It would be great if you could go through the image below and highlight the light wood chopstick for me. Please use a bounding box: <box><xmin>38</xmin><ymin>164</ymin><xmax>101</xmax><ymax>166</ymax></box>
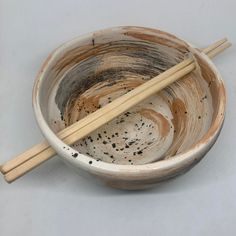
<box><xmin>0</xmin><ymin>39</ymin><xmax>231</xmax><ymax>183</ymax></box>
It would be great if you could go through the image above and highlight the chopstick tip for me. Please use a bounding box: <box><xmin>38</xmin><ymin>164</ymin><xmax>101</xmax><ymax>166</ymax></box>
<box><xmin>222</xmin><ymin>37</ymin><xmax>228</xmax><ymax>42</ymax></box>
<box><xmin>4</xmin><ymin>174</ymin><xmax>14</xmax><ymax>184</ymax></box>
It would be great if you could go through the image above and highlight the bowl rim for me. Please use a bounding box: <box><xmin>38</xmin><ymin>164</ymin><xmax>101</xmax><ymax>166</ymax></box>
<box><xmin>32</xmin><ymin>26</ymin><xmax>226</xmax><ymax>180</ymax></box>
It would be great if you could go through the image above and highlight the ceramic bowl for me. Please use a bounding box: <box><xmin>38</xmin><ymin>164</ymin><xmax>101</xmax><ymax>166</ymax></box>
<box><xmin>33</xmin><ymin>26</ymin><xmax>226</xmax><ymax>189</ymax></box>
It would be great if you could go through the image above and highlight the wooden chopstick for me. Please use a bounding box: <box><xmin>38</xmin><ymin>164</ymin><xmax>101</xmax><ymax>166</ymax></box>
<box><xmin>1</xmin><ymin>38</ymin><xmax>227</xmax><ymax>174</ymax></box>
<box><xmin>0</xmin><ymin>39</ymin><xmax>231</xmax><ymax>183</ymax></box>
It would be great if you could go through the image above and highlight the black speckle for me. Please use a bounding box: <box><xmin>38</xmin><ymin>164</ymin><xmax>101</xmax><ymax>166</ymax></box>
<box><xmin>200</xmin><ymin>95</ymin><xmax>208</xmax><ymax>102</ymax></box>
<box><xmin>89</xmin><ymin>161</ymin><xmax>93</xmax><ymax>164</ymax></box>
<box><xmin>103</xmin><ymin>141</ymin><xmax>107</xmax><ymax>144</ymax></box>
<box><xmin>198</xmin><ymin>116</ymin><xmax>201</xmax><ymax>119</ymax></box>
<box><xmin>112</xmin><ymin>143</ymin><xmax>116</xmax><ymax>148</ymax></box>
<box><xmin>88</xmin><ymin>136</ymin><xmax>93</xmax><ymax>142</ymax></box>
<box><xmin>137</xmin><ymin>150</ymin><xmax>143</xmax><ymax>155</ymax></box>
<box><xmin>92</xmin><ymin>38</ymin><xmax>95</xmax><ymax>46</ymax></box>
<box><xmin>128</xmin><ymin>160</ymin><xmax>132</xmax><ymax>162</ymax></box>
<box><xmin>185</xmin><ymin>111</ymin><xmax>188</xmax><ymax>114</ymax></box>
<box><xmin>72</xmin><ymin>153</ymin><xmax>78</xmax><ymax>158</ymax></box>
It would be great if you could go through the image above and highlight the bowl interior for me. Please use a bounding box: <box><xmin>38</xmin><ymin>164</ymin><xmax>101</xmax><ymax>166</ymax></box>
<box><xmin>36</xmin><ymin>27</ymin><xmax>223</xmax><ymax>165</ymax></box>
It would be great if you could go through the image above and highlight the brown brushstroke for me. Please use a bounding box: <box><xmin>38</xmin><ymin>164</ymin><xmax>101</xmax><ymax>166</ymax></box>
<box><xmin>194</xmin><ymin>53</ymin><xmax>223</xmax><ymax>120</ymax></box>
<box><xmin>124</xmin><ymin>30</ymin><xmax>188</xmax><ymax>52</ymax></box>
<box><xmin>165</xmin><ymin>98</ymin><xmax>187</xmax><ymax>156</ymax></box>
<box><xmin>64</xmin><ymin>79</ymin><xmax>144</xmax><ymax>126</ymax></box>
<box><xmin>139</xmin><ymin>109</ymin><xmax>170</xmax><ymax>137</ymax></box>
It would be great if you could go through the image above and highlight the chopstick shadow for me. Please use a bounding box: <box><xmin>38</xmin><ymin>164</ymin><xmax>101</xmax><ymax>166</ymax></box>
<box><xmin>5</xmin><ymin>152</ymin><xmax>223</xmax><ymax>197</ymax></box>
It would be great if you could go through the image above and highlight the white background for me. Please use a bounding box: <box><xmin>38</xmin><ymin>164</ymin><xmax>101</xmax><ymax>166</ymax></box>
<box><xmin>0</xmin><ymin>0</ymin><xmax>235</xmax><ymax>235</ymax></box>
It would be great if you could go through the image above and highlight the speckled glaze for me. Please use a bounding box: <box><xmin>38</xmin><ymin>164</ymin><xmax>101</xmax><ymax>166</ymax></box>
<box><xmin>33</xmin><ymin>26</ymin><xmax>226</xmax><ymax>189</ymax></box>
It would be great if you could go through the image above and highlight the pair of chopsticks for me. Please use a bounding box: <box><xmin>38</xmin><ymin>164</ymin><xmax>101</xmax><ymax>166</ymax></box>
<box><xmin>0</xmin><ymin>38</ymin><xmax>231</xmax><ymax>183</ymax></box>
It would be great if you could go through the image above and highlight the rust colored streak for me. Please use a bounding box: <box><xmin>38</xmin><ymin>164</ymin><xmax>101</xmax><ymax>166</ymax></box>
<box><xmin>122</xmin><ymin>26</ymin><xmax>188</xmax><ymax>44</ymax></box>
<box><xmin>139</xmin><ymin>109</ymin><xmax>170</xmax><ymax>137</ymax></box>
<box><xmin>124</xmin><ymin>31</ymin><xmax>188</xmax><ymax>52</ymax></box>
<box><xmin>64</xmin><ymin>79</ymin><xmax>144</xmax><ymax>126</ymax></box>
<box><xmin>165</xmin><ymin>98</ymin><xmax>187</xmax><ymax>156</ymax></box>
<box><xmin>171</xmin><ymin>98</ymin><xmax>187</xmax><ymax>131</ymax></box>
<box><xmin>194</xmin><ymin>53</ymin><xmax>225</xmax><ymax>121</ymax></box>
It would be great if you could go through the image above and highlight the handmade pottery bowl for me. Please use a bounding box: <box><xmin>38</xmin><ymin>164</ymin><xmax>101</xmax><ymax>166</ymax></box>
<box><xmin>33</xmin><ymin>26</ymin><xmax>226</xmax><ymax>189</ymax></box>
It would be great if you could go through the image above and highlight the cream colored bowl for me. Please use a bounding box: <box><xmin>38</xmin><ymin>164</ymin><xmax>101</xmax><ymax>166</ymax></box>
<box><xmin>33</xmin><ymin>26</ymin><xmax>226</xmax><ymax>189</ymax></box>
